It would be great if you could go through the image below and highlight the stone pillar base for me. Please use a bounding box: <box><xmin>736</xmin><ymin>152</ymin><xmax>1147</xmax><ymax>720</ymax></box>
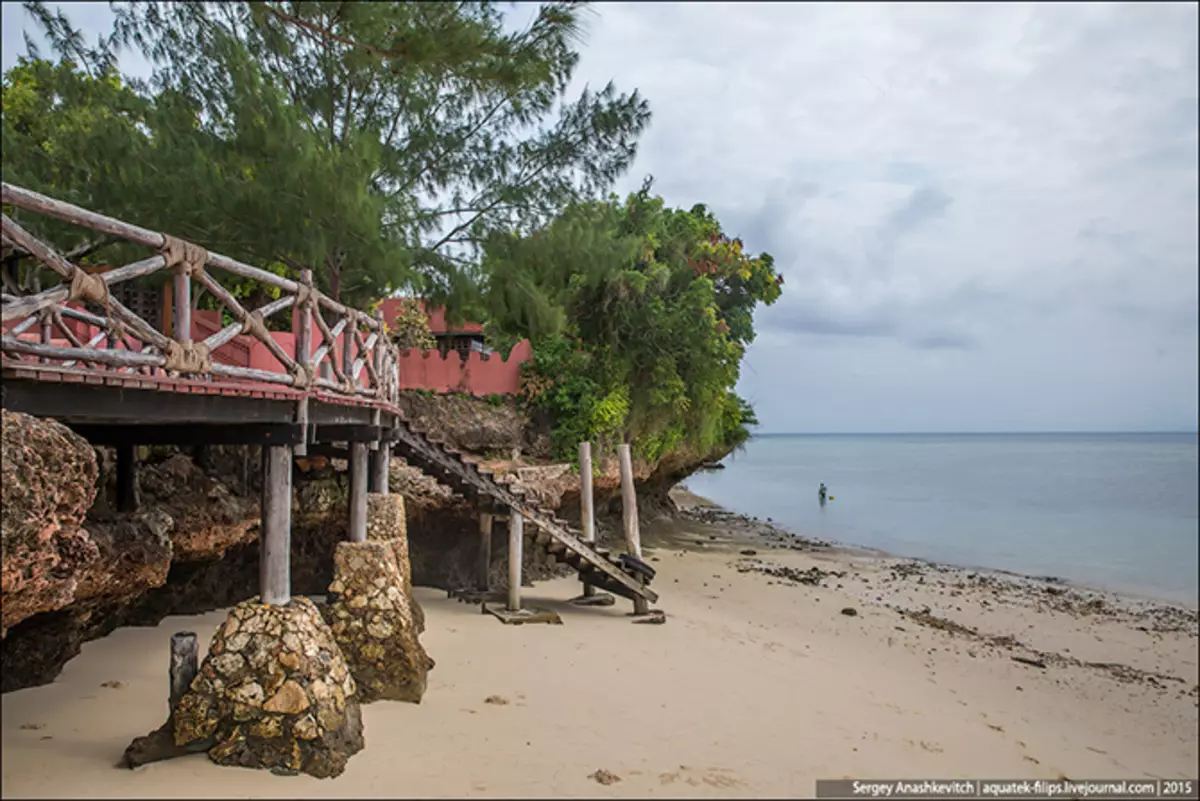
<box><xmin>327</xmin><ymin>540</ymin><xmax>433</xmax><ymax>704</ymax></box>
<box><xmin>172</xmin><ymin>597</ymin><xmax>363</xmax><ymax>779</ymax></box>
<box><xmin>367</xmin><ymin>493</ymin><xmax>424</xmax><ymax>634</ymax></box>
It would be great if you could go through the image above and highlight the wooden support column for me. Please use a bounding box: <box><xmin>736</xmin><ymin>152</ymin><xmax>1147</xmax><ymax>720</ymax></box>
<box><xmin>579</xmin><ymin>441</ymin><xmax>596</xmax><ymax>596</ymax></box>
<box><xmin>507</xmin><ymin>512</ymin><xmax>524</xmax><ymax>612</ymax></box>
<box><xmin>477</xmin><ymin>512</ymin><xmax>494</xmax><ymax>591</ymax></box>
<box><xmin>369</xmin><ymin>444</ymin><xmax>389</xmax><ymax>494</ymax></box>
<box><xmin>116</xmin><ymin>443</ymin><xmax>138</xmax><ymax>513</ymax></box>
<box><xmin>260</xmin><ymin>443</ymin><xmax>293</xmax><ymax>605</ymax></box>
<box><xmin>348</xmin><ymin>441</ymin><xmax>369</xmax><ymax>542</ymax></box>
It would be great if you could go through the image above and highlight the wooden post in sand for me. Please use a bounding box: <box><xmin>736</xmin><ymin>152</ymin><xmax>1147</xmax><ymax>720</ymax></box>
<box><xmin>507</xmin><ymin>512</ymin><xmax>524</xmax><ymax>611</ymax></box>
<box><xmin>260</xmin><ymin>444</ymin><xmax>293</xmax><ymax>605</ymax></box>
<box><xmin>579</xmin><ymin>441</ymin><xmax>596</xmax><ymax>596</ymax></box>
<box><xmin>169</xmin><ymin>632</ymin><xmax>199</xmax><ymax>709</ymax></box>
<box><xmin>617</xmin><ymin>443</ymin><xmax>642</xmax><ymax>558</ymax></box>
<box><xmin>618</xmin><ymin>443</ymin><xmax>650</xmax><ymax>614</ymax></box>
<box><xmin>120</xmin><ymin>631</ymin><xmax>201</xmax><ymax>767</ymax></box>
<box><xmin>478</xmin><ymin>512</ymin><xmax>494</xmax><ymax>591</ymax></box>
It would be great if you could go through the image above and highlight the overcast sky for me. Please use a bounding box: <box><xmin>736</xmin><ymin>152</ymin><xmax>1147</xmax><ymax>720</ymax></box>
<box><xmin>4</xmin><ymin>2</ymin><xmax>1197</xmax><ymax>433</ymax></box>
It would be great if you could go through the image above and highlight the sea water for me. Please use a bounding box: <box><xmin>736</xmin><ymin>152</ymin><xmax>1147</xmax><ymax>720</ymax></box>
<box><xmin>683</xmin><ymin>433</ymin><xmax>1199</xmax><ymax>605</ymax></box>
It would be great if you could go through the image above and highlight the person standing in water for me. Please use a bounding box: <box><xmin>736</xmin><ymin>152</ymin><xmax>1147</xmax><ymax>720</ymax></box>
<box><xmin>818</xmin><ymin>483</ymin><xmax>828</xmax><ymax>504</ymax></box>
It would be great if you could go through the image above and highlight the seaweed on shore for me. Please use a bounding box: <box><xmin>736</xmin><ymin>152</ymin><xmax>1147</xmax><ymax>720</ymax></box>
<box><xmin>734</xmin><ymin>560</ymin><xmax>846</xmax><ymax>586</ymax></box>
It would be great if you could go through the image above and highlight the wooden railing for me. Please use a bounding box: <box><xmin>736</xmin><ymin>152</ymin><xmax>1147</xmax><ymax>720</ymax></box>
<box><xmin>1</xmin><ymin>183</ymin><xmax>399</xmax><ymax>406</ymax></box>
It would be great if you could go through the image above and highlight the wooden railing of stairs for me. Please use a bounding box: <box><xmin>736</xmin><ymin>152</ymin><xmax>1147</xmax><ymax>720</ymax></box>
<box><xmin>389</xmin><ymin>415</ymin><xmax>658</xmax><ymax>604</ymax></box>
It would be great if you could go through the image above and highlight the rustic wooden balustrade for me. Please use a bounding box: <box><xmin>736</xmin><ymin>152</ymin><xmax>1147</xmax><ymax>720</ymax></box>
<box><xmin>0</xmin><ymin>183</ymin><xmax>399</xmax><ymax>405</ymax></box>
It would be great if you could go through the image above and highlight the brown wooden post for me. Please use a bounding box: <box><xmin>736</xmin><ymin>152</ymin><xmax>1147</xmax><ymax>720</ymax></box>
<box><xmin>294</xmin><ymin>269</ymin><xmax>313</xmax><ymax>457</ymax></box>
<box><xmin>169</xmin><ymin>632</ymin><xmax>199</xmax><ymax>710</ymax></box>
<box><xmin>370</xmin><ymin>445</ymin><xmax>389</xmax><ymax>494</ymax></box>
<box><xmin>349</xmin><ymin>440</ymin><xmax>368</xmax><ymax>542</ymax></box>
<box><xmin>617</xmin><ymin>443</ymin><xmax>642</xmax><ymax>558</ymax></box>
<box><xmin>579</xmin><ymin>441</ymin><xmax>596</xmax><ymax>596</ymax></box>
<box><xmin>477</xmin><ymin>512</ymin><xmax>494</xmax><ymax>591</ymax></box>
<box><xmin>507</xmin><ymin>512</ymin><xmax>523</xmax><ymax>611</ymax></box>
<box><xmin>173</xmin><ymin>264</ymin><xmax>191</xmax><ymax>344</ymax></box>
<box><xmin>116</xmin><ymin>443</ymin><xmax>138</xmax><ymax>513</ymax></box>
<box><xmin>38</xmin><ymin>309</ymin><xmax>51</xmax><ymax>363</ymax></box>
<box><xmin>618</xmin><ymin>443</ymin><xmax>649</xmax><ymax>614</ymax></box>
<box><xmin>372</xmin><ymin>308</ymin><xmax>386</xmax><ymax>396</ymax></box>
<box><xmin>343</xmin><ymin>316</ymin><xmax>357</xmax><ymax>390</ymax></box>
<box><xmin>260</xmin><ymin>443</ymin><xmax>293</xmax><ymax>605</ymax></box>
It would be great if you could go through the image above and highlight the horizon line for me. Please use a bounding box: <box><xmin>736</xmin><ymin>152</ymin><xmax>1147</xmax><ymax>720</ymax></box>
<box><xmin>751</xmin><ymin>430</ymin><xmax>1199</xmax><ymax>437</ymax></box>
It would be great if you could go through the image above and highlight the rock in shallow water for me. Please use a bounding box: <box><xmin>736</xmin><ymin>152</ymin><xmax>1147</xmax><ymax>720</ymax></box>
<box><xmin>172</xmin><ymin>597</ymin><xmax>364</xmax><ymax>779</ymax></box>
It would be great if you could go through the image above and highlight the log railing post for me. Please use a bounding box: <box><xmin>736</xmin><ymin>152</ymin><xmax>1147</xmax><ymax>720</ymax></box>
<box><xmin>39</xmin><ymin>309</ymin><xmax>51</xmax><ymax>363</ymax></box>
<box><xmin>478</xmin><ymin>512</ymin><xmax>494</xmax><ymax>592</ymax></box>
<box><xmin>343</xmin><ymin>316</ymin><xmax>356</xmax><ymax>392</ymax></box>
<box><xmin>260</xmin><ymin>443</ymin><xmax>293</xmax><ymax>605</ymax></box>
<box><xmin>372</xmin><ymin>308</ymin><xmax>386</xmax><ymax>397</ymax></box>
<box><xmin>294</xmin><ymin>269</ymin><xmax>313</xmax><ymax>457</ymax></box>
<box><xmin>579</xmin><ymin>441</ymin><xmax>596</xmax><ymax>597</ymax></box>
<box><xmin>349</xmin><ymin>441</ymin><xmax>368</xmax><ymax>542</ymax></box>
<box><xmin>507</xmin><ymin>512</ymin><xmax>523</xmax><ymax>611</ymax></box>
<box><xmin>173</xmin><ymin>264</ymin><xmax>191</xmax><ymax>345</ymax></box>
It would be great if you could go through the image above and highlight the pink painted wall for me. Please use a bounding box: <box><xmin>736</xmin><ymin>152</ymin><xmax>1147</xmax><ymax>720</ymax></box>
<box><xmin>396</xmin><ymin>340</ymin><xmax>532</xmax><ymax>395</ymax></box>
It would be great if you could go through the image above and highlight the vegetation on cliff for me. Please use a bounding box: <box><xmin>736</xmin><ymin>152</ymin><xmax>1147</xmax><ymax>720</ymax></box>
<box><xmin>478</xmin><ymin>185</ymin><xmax>782</xmax><ymax>462</ymax></box>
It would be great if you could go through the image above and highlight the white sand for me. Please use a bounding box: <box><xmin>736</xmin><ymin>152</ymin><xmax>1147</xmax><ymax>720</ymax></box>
<box><xmin>3</xmin><ymin>537</ymin><xmax>1197</xmax><ymax>798</ymax></box>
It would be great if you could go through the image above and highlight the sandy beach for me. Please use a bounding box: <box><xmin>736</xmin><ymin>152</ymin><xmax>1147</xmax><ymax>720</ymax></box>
<box><xmin>3</xmin><ymin>493</ymin><xmax>1197</xmax><ymax>798</ymax></box>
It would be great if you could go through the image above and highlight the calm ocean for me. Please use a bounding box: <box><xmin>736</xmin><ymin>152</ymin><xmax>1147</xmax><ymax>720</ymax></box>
<box><xmin>684</xmin><ymin>433</ymin><xmax>1199</xmax><ymax>605</ymax></box>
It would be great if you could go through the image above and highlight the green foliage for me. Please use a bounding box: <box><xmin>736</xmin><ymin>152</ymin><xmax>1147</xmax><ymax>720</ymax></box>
<box><xmin>385</xmin><ymin>297</ymin><xmax>436</xmax><ymax>351</ymax></box>
<box><xmin>494</xmin><ymin>184</ymin><xmax>782</xmax><ymax>461</ymax></box>
<box><xmin>484</xmin><ymin>393</ymin><xmax>506</xmax><ymax>408</ymax></box>
<box><xmin>4</xmin><ymin>1</ymin><xmax>649</xmax><ymax>312</ymax></box>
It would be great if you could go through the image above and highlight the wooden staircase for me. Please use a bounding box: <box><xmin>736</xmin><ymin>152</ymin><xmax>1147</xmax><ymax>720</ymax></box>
<box><xmin>388</xmin><ymin>412</ymin><xmax>658</xmax><ymax>605</ymax></box>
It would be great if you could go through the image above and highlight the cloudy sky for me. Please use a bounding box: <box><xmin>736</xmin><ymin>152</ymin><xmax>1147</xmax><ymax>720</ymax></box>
<box><xmin>4</xmin><ymin>2</ymin><xmax>1197</xmax><ymax>433</ymax></box>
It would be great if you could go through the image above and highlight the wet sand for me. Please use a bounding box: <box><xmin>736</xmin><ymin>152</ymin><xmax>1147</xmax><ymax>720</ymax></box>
<box><xmin>2</xmin><ymin>492</ymin><xmax>1196</xmax><ymax>798</ymax></box>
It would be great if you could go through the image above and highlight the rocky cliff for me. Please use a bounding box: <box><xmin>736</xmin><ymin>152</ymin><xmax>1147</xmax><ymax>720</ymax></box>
<box><xmin>1</xmin><ymin>393</ymin><xmax>721</xmax><ymax>691</ymax></box>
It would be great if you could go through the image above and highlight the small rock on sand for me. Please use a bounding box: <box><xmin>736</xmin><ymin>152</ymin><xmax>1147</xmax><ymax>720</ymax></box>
<box><xmin>589</xmin><ymin>769</ymin><xmax>622</xmax><ymax>785</ymax></box>
<box><xmin>100</xmin><ymin>680</ymin><xmax>125</xmax><ymax>689</ymax></box>
<box><xmin>484</xmin><ymin>695</ymin><xmax>510</xmax><ymax>705</ymax></box>
<box><xmin>841</xmin><ymin>607</ymin><xmax>858</xmax><ymax>617</ymax></box>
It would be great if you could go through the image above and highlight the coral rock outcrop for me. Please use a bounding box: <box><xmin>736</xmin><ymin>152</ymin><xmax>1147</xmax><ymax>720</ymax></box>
<box><xmin>1</xmin><ymin>410</ymin><xmax>100</xmax><ymax>637</ymax></box>
<box><xmin>173</xmin><ymin>597</ymin><xmax>364</xmax><ymax>779</ymax></box>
